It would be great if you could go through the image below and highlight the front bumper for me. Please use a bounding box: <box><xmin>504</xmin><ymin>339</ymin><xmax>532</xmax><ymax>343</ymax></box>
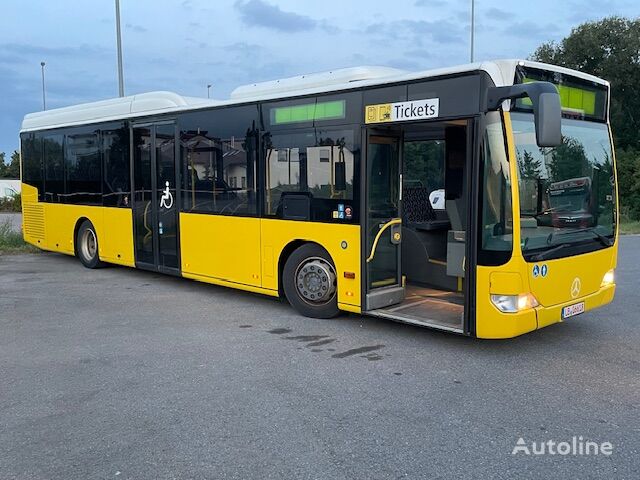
<box><xmin>535</xmin><ymin>284</ymin><xmax>616</xmax><ymax>329</ymax></box>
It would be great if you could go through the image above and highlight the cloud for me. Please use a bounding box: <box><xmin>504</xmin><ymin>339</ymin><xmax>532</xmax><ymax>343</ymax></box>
<box><xmin>125</xmin><ymin>23</ymin><xmax>148</xmax><ymax>33</ymax></box>
<box><xmin>484</xmin><ymin>7</ymin><xmax>514</xmax><ymax>21</ymax></box>
<box><xmin>0</xmin><ymin>42</ymin><xmax>108</xmax><ymax>59</ymax></box>
<box><xmin>414</xmin><ymin>0</ymin><xmax>447</xmax><ymax>7</ymax></box>
<box><xmin>234</xmin><ymin>0</ymin><xmax>317</xmax><ymax>32</ymax></box>
<box><xmin>503</xmin><ymin>21</ymin><xmax>560</xmax><ymax>39</ymax></box>
<box><xmin>365</xmin><ymin>19</ymin><xmax>465</xmax><ymax>45</ymax></box>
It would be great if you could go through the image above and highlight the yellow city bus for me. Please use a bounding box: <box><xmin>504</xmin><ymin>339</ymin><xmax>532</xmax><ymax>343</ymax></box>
<box><xmin>19</xmin><ymin>60</ymin><xmax>618</xmax><ymax>338</ymax></box>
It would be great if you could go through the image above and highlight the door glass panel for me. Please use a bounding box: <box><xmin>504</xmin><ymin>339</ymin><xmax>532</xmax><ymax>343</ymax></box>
<box><xmin>366</xmin><ymin>135</ymin><xmax>401</xmax><ymax>290</ymax></box>
<box><xmin>156</xmin><ymin>124</ymin><xmax>178</xmax><ymax>269</ymax></box>
<box><xmin>133</xmin><ymin>127</ymin><xmax>154</xmax><ymax>265</ymax></box>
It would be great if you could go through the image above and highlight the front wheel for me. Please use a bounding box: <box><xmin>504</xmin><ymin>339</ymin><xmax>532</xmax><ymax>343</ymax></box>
<box><xmin>283</xmin><ymin>244</ymin><xmax>339</xmax><ymax>319</ymax></box>
<box><xmin>76</xmin><ymin>220</ymin><xmax>105</xmax><ymax>269</ymax></box>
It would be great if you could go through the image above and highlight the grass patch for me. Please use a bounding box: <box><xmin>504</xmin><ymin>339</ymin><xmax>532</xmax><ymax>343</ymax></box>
<box><xmin>620</xmin><ymin>221</ymin><xmax>640</xmax><ymax>235</ymax></box>
<box><xmin>0</xmin><ymin>220</ymin><xmax>39</xmax><ymax>254</ymax></box>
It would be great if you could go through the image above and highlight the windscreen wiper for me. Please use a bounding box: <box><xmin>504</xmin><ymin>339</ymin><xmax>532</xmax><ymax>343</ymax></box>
<box><xmin>549</xmin><ymin>227</ymin><xmax>613</xmax><ymax>247</ymax></box>
<box><xmin>530</xmin><ymin>243</ymin><xmax>573</xmax><ymax>261</ymax></box>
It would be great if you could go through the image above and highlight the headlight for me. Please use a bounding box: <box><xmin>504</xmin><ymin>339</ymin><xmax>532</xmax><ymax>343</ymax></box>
<box><xmin>601</xmin><ymin>269</ymin><xmax>615</xmax><ymax>287</ymax></box>
<box><xmin>491</xmin><ymin>293</ymin><xmax>539</xmax><ymax>313</ymax></box>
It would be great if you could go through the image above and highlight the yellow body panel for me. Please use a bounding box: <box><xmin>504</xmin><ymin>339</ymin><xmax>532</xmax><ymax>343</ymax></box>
<box><xmin>180</xmin><ymin>213</ymin><xmax>262</xmax><ymax>288</ymax></box>
<box><xmin>21</xmin><ymin>184</ymin><xmax>134</xmax><ymax>266</ymax></box>
<box><xmin>260</xmin><ymin>219</ymin><xmax>361</xmax><ymax>311</ymax></box>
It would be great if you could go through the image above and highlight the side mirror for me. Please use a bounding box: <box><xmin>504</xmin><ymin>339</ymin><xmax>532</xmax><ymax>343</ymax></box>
<box><xmin>485</xmin><ymin>81</ymin><xmax>562</xmax><ymax>147</ymax></box>
<box><xmin>334</xmin><ymin>162</ymin><xmax>346</xmax><ymax>191</ymax></box>
<box><xmin>535</xmin><ymin>92</ymin><xmax>562</xmax><ymax>147</ymax></box>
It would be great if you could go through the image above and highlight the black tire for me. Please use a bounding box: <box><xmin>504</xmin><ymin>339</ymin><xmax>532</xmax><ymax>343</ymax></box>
<box><xmin>75</xmin><ymin>220</ymin><xmax>105</xmax><ymax>269</ymax></box>
<box><xmin>282</xmin><ymin>243</ymin><xmax>339</xmax><ymax>319</ymax></box>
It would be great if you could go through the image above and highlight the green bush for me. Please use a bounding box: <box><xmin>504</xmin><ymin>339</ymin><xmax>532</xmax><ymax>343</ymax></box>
<box><xmin>0</xmin><ymin>192</ymin><xmax>21</xmax><ymax>212</ymax></box>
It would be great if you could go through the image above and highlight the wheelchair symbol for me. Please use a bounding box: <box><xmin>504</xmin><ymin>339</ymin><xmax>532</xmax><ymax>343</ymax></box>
<box><xmin>160</xmin><ymin>181</ymin><xmax>174</xmax><ymax>209</ymax></box>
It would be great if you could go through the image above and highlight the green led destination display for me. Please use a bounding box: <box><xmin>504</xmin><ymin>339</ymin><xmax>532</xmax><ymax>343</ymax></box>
<box><xmin>515</xmin><ymin>66</ymin><xmax>608</xmax><ymax>120</ymax></box>
<box><xmin>271</xmin><ymin>100</ymin><xmax>346</xmax><ymax>125</ymax></box>
<box><xmin>522</xmin><ymin>78</ymin><xmax>597</xmax><ymax>115</ymax></box>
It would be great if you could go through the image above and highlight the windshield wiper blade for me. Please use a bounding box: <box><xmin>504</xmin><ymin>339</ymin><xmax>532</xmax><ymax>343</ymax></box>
<box><xmin>549</xmin><ymin>227</ymin><xmax>613</xmax><ymax>247</ymax></box>
<box><xmin>530</xmin><ymin>243</ymin><xmax>573</xmax><ymax>261</ymax></box>
<box><xmin>589</xmin><ymin>228</ymin><xmax>614</xmax><ymax>247</ymax></box>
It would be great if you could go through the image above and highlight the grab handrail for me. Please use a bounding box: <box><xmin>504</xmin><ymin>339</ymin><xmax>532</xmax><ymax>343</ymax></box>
<box><xmin>366</xmin><ymin>218</ymin><xmax>401</xmax><ymax>263</ymax></box>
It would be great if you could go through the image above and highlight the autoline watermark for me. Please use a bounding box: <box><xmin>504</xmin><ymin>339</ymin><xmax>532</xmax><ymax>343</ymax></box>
<box><xmin>512</xmin><ymin>436</ymin><xmax>614</xmax><ymax>456</ymax></box>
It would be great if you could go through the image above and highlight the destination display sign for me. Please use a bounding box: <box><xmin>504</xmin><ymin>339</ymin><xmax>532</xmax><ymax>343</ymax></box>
<box><xmin>365</xmin><ymin>98</ymin><xmax>440</xmax><ymax>124</ymax></box>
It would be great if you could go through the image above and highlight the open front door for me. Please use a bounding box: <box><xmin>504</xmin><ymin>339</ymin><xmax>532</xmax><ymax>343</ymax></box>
<box><xmin>362</xmin><ymin>120</ymin><xmax>476</xmax><ymax>334</ymax></box>
<box><xmin>363</xmin><ymin>129</ymin><xmax>405</xmax><ymax>310</ymax></box>
<box><xmin>132</xmin><ymin>122</ymin><xmax>180</xmax><ymax>273</ymax></box>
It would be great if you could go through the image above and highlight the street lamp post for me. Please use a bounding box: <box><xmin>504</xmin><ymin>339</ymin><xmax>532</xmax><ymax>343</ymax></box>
<box><xmin>207</xmin><ymin>84</ymin><xmax>212</xmax><ymax>99</ymax></box>
<box><xmin>470</xmin><ymin>0</ymin><xmax>475</xmax><ymax>63</ymax></box>
<box><xmin>115</xmin><ymin>0</ymin><xmax>125</xmax><ymax>97</ymax></box>
<box><xmin>40</xmin><ymin>61</ymin><xmax>46</xmax><ymax>111</ymax></box>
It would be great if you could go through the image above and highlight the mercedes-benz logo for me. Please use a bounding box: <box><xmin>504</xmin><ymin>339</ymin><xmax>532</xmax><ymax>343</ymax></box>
<box><xmin>571</xmin><ymin>277</ymin><xmax>581</xmax><ymax>299</ymax></box>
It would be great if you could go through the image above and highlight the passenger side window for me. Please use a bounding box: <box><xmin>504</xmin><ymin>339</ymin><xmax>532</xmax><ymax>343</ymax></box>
<box><xmin>43</xmin><ymin>134</ymin><xmax>64</xmax><ymax>202</ymax></box>
<box><xmin>180</xmin><ymin>106</ymin><xmax>259</xmax><ymax>215</ymax></box>
<box><xmin>65</xmin><ymin>132</ymin><xmax>101</xmax><ymax>205</ymax></box>
<box><xmin>103</xmin><ymin>127</ymin><xmax>131</xmax><ymax>207</ymax></box>
<box><xmin>264</xmin><ymin>128</ymin><xmax>356</xmax><ymax>221</ymax></box>
<box><xmin>20</xmin><ymin>133</ymin><xmax>44</xmax><ymax>199</ymax></box>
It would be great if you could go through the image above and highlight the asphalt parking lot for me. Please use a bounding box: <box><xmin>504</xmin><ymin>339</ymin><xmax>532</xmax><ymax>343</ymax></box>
<box><xmin>1</xmin><ymin>237</ymin><xmax>639</xmax><ymax>479</ymax></box>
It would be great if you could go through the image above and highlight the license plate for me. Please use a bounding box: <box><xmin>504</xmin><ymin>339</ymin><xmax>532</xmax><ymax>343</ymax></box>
<box><xmin>562</xmin><ymin>302</ymin><xmax>585</xmax><ymax>319</ymax></box>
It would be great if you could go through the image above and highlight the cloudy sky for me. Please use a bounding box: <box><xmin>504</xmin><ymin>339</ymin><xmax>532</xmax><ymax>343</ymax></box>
<box><xmin>1</xmin><ymin>0</ymin><xmax>637</xmax><ymax>156</ymax></box>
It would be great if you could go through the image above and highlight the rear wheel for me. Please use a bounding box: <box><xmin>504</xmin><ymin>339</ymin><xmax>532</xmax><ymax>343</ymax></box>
<box><xmin>283</xmin><ymin>244</ymin><xmax>339</xmax><ymax>319</ymax></box>
<box><xmin>76</xmin><ymin>220</ymin><xmax>105</xmax><ymax>269</ymax></box>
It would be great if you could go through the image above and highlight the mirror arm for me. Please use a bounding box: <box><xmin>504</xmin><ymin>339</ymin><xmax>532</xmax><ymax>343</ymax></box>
<box><xmin>484</xmin><ymin>81</ymin><xmax>562</xmax><ymax>147</ymax></box>
<box><xmin>484</xmin><ymin>81</ymin><xmax>559</xmax><ymax>112</ymax></box>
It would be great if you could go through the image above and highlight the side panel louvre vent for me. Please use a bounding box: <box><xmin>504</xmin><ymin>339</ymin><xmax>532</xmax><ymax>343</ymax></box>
<box><xmin>22</xmin><ymin>203</ymin><xmax>45</xmax><ymax>241</ymax></box>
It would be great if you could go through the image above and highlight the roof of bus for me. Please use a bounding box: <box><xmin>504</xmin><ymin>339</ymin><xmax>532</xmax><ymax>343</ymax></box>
<box><xmin>20</xmin><ymin>59</ymin><xmax>609</xmax><ymax>133</ymax></box>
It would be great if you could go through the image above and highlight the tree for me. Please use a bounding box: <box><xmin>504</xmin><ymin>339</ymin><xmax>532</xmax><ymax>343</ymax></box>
<box><xmin>531</xmin><ymin>16</ymin><xmax>640</xmax><ymax>151</ymax></box>
<box><xmin>531</xmin><ymin>16</ymin><xmax>640</xmax><ymax>220</ymax></box>
<box><xmin>0</xmin><ymin>151</ymin><xmax>20</xmax><ymax>178</ymax></box>
<box><xmin>7</xmin><ymin>151</ymin><xmax>20</xmax><ymax>178</ymax></box>
<box><xmin>517</xmin><ymin>149</ymin><xmax>542</xmax><ymax>179</ymax></box>
<box><xmin>547</xmin><ymin>137</ymin><xmax>590</xmax><ymax>182</ymax></box>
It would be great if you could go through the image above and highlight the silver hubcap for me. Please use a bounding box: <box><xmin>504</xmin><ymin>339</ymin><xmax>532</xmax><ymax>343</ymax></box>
<box><xmin>81</xmin><ymin>228</ymin><xmax>97</xmax><ymax>260</ymax></box>
<box><xmin>295</xmin><ymin>257</ymin><xmax>336</xmax><ymax>305</ymax></box>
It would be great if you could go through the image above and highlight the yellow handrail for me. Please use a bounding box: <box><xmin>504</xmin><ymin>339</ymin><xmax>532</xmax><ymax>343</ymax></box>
<box><xmin>366</xmin><ymin>218</ymin><xmax>401</xmax><ymax>263</ymax></box>
<box><xmin>143</xmin><ymin>200</ymin><xmax>152</xmax><ymax>243</ymax></box>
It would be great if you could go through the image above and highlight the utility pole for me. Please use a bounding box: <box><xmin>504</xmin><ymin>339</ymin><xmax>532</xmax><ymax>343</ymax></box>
<box><xmin>470</xmin><ymin>0</ymin><xmax>475</xmax><ymax>63</ymax></box>
<box><xmin>207</xmin><ymin>84</ymin><xmax>212</xmax><ymax>98</ymax></box>
<box><xmin>40</xmin><ymin>62</ymin><xmax>46</xmax><ymax>110</ymax></box>
<box><xmin>115</xmin><ymin>0</ymin><xmax>125</xmax><ymax>97</ymax></box>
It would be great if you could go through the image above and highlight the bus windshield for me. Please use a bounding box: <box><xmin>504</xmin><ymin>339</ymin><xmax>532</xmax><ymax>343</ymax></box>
<box><xmin>512</xmin><ymin>112</ymin><xmax>616</xmax><ymax>260</ymax></box>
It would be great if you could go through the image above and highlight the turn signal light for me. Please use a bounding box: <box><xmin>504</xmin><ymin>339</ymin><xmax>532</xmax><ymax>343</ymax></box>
<box><xmin>344</xmin><ymin>271</ymin><xmax>356</xmax><ymax>279</ymax></box>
